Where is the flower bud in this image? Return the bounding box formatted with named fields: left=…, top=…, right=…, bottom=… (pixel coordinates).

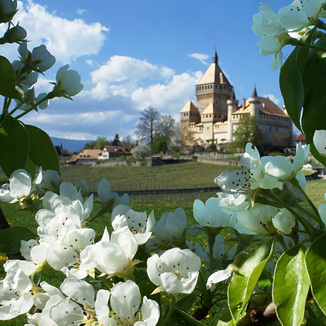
left=0, top=0, right=17, bottom=23
left=31, top=45, right=55, bottom=72
left=4, top=24, right=27, bottom=43
left=51, top=64, right=83, bottom=98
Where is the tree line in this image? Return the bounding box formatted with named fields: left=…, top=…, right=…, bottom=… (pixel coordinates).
left=84, top=106, right=293, bottom=155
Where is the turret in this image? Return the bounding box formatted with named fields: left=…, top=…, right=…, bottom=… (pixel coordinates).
left=248, top=86, right=260, bottom=118
left=227, top=92, right=238, bottom=142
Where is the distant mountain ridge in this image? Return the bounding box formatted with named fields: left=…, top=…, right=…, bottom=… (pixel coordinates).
left=51, top=137, right=92, bottom=153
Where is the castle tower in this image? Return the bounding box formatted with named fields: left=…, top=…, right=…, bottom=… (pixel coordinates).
left=195, top=50, right=234, bottom=119
left=227, top=91, right=238, bottom=142
left=248, top=86, right=260, bottom=119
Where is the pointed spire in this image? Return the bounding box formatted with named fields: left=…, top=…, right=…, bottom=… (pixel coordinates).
left=232, top=90, right=236, bottom=100
left=252, top=85, right=258, bottom=97
left=212, top=50, right=218, bottom=64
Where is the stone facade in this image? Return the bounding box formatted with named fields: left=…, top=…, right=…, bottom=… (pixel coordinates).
left=180, top=51, right=292, bottom=146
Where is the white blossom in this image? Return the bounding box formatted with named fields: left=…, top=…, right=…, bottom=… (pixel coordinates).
left=147, top=247, right=201, bottom=294
left=109, top=280, right=160, bottom=326
left=111, top=204, right=155, bottom=244
left=313, top=130, right=326, bottom=155
left=80, top=227, right=138, bottom=277
left=193, top=197, right=230, bottom=227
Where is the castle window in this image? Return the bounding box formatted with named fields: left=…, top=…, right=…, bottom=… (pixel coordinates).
left=209, top=114, right=211, bottom=118
left=207, top=126, right=209, bottom=130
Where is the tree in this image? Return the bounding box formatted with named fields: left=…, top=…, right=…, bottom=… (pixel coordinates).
left=111, top=133, right=121, bottom=146
left=83, top=141, right=95, bottom=149
left=121, top=135, right=135, bottom=147
left=93, top=136, right=110, bottom=149
left=131, top=144, right=151, bottom=159
left=156, top=115, right=175, bottom=138
left=152, top=134, right=170, bottom=154
left=136, top=106, right=160, bottom=147
left=229, top=114, right=262, bottom=152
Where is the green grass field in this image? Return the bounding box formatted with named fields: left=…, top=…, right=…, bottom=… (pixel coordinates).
left=59, top=162, right=237, bottom=192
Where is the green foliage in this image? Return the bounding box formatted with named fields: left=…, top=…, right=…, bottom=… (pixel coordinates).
left=280, top=31, right=326, bottom=165
left=229, top=115, right=262, bottom=152
left=0, top=116, right=60, bottom=178
left=0, top=56, right=22, bottom=100
left=273, top=246, right=309, bottom=326
left=152, top=134, right=170, bottom=154
left=228, top=238, right=274, bottom=323
left=0, top=226, right=35, bottom=254
left=93, top=136, right=110, bottom=149
left=306, top=233, right=326, bottom=316
left=0, top=115, right=30, bottom=177
left=204, top=144, right=217, bottom=152
left=25, top=125, right=60, bottom=173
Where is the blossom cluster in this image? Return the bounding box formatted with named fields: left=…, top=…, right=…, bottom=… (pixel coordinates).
left=252, top=0, right=326, bottom=70
left=1, top=138, right=326, bottom=324
left=0, top=170, right=204, bottom=325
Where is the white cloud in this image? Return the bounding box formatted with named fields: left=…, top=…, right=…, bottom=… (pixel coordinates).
left=77, top=9, right=86, bottom=16
left=189, top=53, right=209, bottom=66
left=131, top=71, right=203, bottom=113
left=24, top=110, right=120, bottom=126
left=91, top=55, right=174, bottom=83
left=85, top=55, right=175, bottom=100
left=86, top=59, right=95, bottom=66
left=264, top=93, right=281, bottom=105
left=1, top=1, right=109, bottom=63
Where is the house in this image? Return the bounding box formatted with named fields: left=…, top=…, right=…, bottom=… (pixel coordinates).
left=180, top=51, right=292, bottom=147
left=295, top=134, right=306, bottom=145
left=67, top=149, right=102, bottom=164
left=99, top=146, right=132, bottom=159
left=67, top=146, right=132, bottom=164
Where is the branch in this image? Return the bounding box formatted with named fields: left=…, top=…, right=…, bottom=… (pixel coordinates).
left=249, top=303, right=278, bottom=325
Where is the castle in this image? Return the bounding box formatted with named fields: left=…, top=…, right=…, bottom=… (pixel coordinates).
left=180, top=51, right=292, bottom=147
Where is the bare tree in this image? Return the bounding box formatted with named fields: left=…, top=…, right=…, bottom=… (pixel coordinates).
left=156, top=115, right=175, bottom=138
left=136, top=106, right=160, bottom=146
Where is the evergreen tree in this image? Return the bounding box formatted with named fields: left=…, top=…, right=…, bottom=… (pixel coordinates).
left=229, top=114, right=262, bottom=152
left=112, top=133, right=121, bottom=146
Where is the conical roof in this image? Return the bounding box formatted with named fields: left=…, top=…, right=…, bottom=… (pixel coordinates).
left=201, top=103, right=223, bottom=115
left=197, top=51, right=231, bottom=86
left=180, top=100, right=199, bottom=113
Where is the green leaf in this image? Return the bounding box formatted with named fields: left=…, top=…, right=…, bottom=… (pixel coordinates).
left=228, top=238, right=274, bottom=323
left=217, top=320, right=235, bottom=326
left=24, top=155, right=36, bottom=179
left=306, top=233, right=326, bottom=315
left=279, top=48, right=304, bottom=131
left=302, top=34, right=326, bottom=98
left=0, top=56, right=22, bottom=100
left=175, top=293, right=197, bottom=311
left=0, top=115, right=29, bottom=177
left=0, top=226, right=36, bottom=254
left=306, top=302, right=326, bottom=326
left=24, top=124, right=60, bottom=173
left=273, top=246, right=309, bottom=326
left=301, top=78, right=326, bottom=166
left=174, top=307, right=206, bottom=326
left=279, top=30, right=313, bottom=132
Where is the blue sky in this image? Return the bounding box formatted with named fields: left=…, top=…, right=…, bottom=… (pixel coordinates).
left=1, top=0, right=293, bottom=141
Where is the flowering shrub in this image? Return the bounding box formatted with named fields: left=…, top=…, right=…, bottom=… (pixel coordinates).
left=1, top=1, right=326, bottom=325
